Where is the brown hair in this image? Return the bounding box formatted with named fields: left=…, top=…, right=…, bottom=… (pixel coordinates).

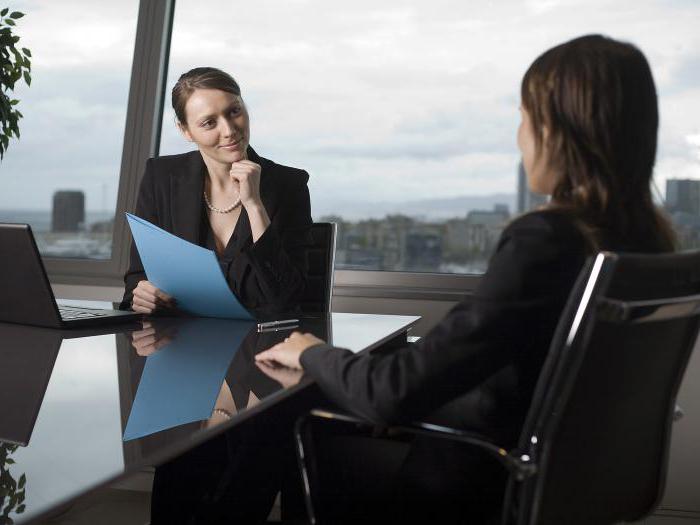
left=171, top=67, right=241, bottom=125
left=521, top=34, right=675, bottom=252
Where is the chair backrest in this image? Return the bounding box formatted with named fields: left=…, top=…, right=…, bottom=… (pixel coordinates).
left=299, top=223, right=337, bottom=314
left=507, top=250, right=700, bottom=525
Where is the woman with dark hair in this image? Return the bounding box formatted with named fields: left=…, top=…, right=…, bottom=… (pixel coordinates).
left=256, top=34, right=676, bottom=521
left=120, top=67, right=313, bottom=316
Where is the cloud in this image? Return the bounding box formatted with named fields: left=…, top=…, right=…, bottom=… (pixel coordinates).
left=667, top=55, right=700, bottom=94
left=10, top=0, right=137, bottom=69
left=1, top=69, right=131, bottom=211
left=2, top=0, right=700, bottom=214
left=687, top=134, right=700, bottom=161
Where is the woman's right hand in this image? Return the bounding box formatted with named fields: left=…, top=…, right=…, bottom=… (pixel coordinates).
left=131, top=280, right=177, bottom=314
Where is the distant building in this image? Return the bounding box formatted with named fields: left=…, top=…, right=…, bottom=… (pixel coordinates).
left=464, top=206, right=510, bottom=254
left=404, top=228, right=443, bottom=271
left=517, top=161, right=547, bottom=214
left=445, top=217, right=471, bottom=260
left=666, top=179, right=700, bottom=216
left=52, top=190, right=85, bottom=232
left=337, top=215, right=414, bottom=270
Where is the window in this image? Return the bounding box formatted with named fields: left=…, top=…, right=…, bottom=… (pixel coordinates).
left=5, top=1, right=696, bottom=288
left=160, top=0, right=699, bottom=276
left=0, top=1, right=138, bottom=260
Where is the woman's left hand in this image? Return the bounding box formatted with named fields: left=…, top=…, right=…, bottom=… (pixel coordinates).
left=230, top=160, right=262, bottom=207
left=255, top=331, right=325, bottom=370
left=256, top=360, right=304, bottom=388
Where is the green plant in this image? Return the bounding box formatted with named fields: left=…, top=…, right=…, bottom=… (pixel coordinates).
left=0, top=442, right=26, bottom=524
left=0, top=7, right=31, bottom=160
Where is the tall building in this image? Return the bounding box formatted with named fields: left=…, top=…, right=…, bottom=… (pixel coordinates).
left=517, top=161, right=548, bottom=214
left=52, top=190, right=85, bottom=232
left=666, top=179, right=700, bottom=215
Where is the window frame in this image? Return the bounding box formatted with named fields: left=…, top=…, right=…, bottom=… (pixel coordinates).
left=45, top=0, right=482, bottom=298
left=44, top=0, right=175, bottom=287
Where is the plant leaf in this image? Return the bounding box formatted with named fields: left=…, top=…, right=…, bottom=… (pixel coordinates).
left=23, top=71, right=30, bottom=86
left=9, top=11, right=24, bottom=19
left=5, top=18, right=14, bottom=26
left=0, top=8, right=8, bottom=16
left=18, top=473, right=26, bottom=488
left=21, top=47, right=31, bottom=57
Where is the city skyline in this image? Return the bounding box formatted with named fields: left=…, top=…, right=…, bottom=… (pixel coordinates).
left=9, top=174, right=700, bottom=267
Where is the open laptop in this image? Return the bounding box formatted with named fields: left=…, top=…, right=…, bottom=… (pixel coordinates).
left=0, top=223, right=141, bottom=328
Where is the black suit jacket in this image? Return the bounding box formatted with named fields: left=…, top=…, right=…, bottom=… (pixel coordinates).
left=120, top=147, right=313, bottom=315
left=301, top=210, right=601, bottom=443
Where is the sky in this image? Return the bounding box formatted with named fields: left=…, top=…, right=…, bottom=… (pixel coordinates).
left=1, top=0, right=699, bottom=218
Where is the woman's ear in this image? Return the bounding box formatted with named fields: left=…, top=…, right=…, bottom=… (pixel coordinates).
left=176, top=120, right=193, bottom=142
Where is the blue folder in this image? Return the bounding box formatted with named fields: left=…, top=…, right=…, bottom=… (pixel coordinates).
left=126, top=213, right=254, bottom=320
left=123, top=318, right=255, bottom=441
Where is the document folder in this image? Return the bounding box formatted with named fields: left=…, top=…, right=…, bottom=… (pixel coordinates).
left=126, top=213, right=255, bottom=320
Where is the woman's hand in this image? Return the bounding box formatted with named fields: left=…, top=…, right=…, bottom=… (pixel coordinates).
left=131, top=280, right=177, bottom=314
left=130, top=320, right=177, bottom=356
left=230, top=160, right=262, bottom=208
left=255, top=331, right=325, bottom=370
left=231, top=159, right=271, bottom=241
left=256, top=360, right=304, bottom=388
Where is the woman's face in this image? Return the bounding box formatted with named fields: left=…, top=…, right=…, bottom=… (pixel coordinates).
left=517, top=105, right=554, bottom=195
left=179, top=88, right=250, bottom=164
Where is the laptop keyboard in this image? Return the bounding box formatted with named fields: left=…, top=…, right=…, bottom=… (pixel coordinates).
left=58, top=305, right=111, bottom=320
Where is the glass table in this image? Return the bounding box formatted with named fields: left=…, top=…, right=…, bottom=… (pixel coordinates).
left=0, top=310, right=419, bottom=524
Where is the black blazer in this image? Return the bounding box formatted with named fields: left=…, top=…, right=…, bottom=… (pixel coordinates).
left=301, top=210, right=600, bottom=443
left=120, top=147, right=313, bottom=316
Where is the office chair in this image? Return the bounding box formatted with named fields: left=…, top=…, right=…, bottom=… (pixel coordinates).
left=299, top=222, right=337, bottom=315
left=295, top=250, right=700, bottom=524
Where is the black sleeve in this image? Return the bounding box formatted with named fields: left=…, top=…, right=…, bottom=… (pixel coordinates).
left=300, top=213, right=586, bottom=425
left=228, top=172, right=314, bottom=314
left=119, top=159, right=158, bottom=310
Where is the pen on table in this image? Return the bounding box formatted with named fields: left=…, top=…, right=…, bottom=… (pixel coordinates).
left=257, top=319, right=300, bottom=332
left=257, top=323, right=299, bottom=333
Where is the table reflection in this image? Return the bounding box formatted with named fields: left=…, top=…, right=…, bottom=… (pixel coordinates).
left=123, top=319, right=255, bottom=440
left=118, top=316, right=329, bottom=468
left=0, top=323, right=124, bottom=524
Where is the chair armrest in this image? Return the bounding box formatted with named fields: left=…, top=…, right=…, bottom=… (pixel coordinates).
left=301, top=409, right=536, bottom=480
left=295, top=409, right=537, bottom=523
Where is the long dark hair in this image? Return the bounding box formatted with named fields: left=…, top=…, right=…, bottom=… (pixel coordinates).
left=521, top=34, right=675, bottom=252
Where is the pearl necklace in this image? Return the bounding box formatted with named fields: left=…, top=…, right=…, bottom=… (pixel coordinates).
left=203, top=190, right=241, bottom=214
